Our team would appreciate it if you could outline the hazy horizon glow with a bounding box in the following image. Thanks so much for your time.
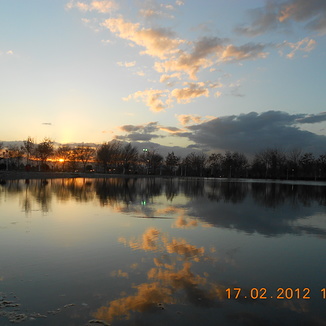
[1,0,326,154]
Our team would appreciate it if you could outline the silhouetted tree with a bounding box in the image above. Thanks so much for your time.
[165,152,180,175]
[286,148,302,179]
[22,136,35,166]
[252,148,286,179]
[121,143,138,174]
[56,145,72,171]
[35,138,54,171]
[151,153,164,175]
[97,140,122,172]
[8,145,24,170]
[183,152,207,176]
[299,152,315,179]
[208,153,223,177]
[73,144,95,172]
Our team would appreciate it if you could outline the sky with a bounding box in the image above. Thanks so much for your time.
[1,0,326,155]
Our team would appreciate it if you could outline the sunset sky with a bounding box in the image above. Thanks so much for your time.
[1,0,326,155]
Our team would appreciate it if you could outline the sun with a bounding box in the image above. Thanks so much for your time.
[59,158,64,163]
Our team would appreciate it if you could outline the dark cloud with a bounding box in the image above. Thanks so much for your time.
[236,0,326,36]
[120,122,159,133]
[116,133,161,142]
[176,111,326,155]
[295,112,326,124]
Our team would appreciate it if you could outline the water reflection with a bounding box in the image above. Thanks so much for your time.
[95,226,324,325]
[96,227,224,323]
[1,178,325,237]
[0,177,325,325]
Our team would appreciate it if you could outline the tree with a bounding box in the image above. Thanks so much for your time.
[208,153,223,177]
[97,140,122,172]
[183,152,207,176]
[150,153,164,175]
[286,148,302,179]
[73,144,95,172]
[8,145,24,170]
[299,152,316,179]
[56,145,72,171]
[252,148,286,179]
[121,143,138,174]
[317,154,326,180]
[165,152,180,175]
[22,136,35,165]
[35,138,54,171]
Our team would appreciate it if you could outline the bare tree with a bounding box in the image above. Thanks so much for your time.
[208,153,223,177]
[97,140,122,173]
[183,152,207,177]
[121,143,138,174]
[56,145,72,171]
[165,152,180,175]
[22,136,35,166]
[286,148,302,179]
[8,145,24,170]
[35,138,54,171]
[73,144,96,172]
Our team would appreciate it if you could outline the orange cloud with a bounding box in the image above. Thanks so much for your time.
[171,82,209,104]
[102,17,184,59]
[95,282,173,322]
[165,238,205,261]
[220,44,269,62]
[123,89,169,112]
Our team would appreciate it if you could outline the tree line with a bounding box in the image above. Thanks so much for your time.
[0,137,326,180]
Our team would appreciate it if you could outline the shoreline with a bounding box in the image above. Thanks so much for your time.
[1,171,326,186]
[0,171,150,180]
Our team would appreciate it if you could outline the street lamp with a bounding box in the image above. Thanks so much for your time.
[143,149,149,175]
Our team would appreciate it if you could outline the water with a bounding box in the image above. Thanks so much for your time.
[0,177,325,325]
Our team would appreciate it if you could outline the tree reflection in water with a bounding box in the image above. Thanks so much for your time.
[0,178,325,237]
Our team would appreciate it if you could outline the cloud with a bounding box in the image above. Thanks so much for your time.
[116,133,161,142]
[123,89,169,112]
[102,17,184,59]
[66,0,117,13]
[155,36,225,79]
[137,0,176,19]
[0,50,14,56]
[117,121,187,141]
[117,61,136,67]
[155,37,271,80]
[159,126,185,134]
[175,111,326,155]
[117,122,164,141]
[219,43,269,62]
[236,0,326,36]
[171,82,209,104]
[170,82,221,104]
[278,37,316,58]
[295,112,326,124]
[177,114,215,126]
[159,73,182,83]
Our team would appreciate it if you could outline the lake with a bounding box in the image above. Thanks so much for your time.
[0,177,326,325]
